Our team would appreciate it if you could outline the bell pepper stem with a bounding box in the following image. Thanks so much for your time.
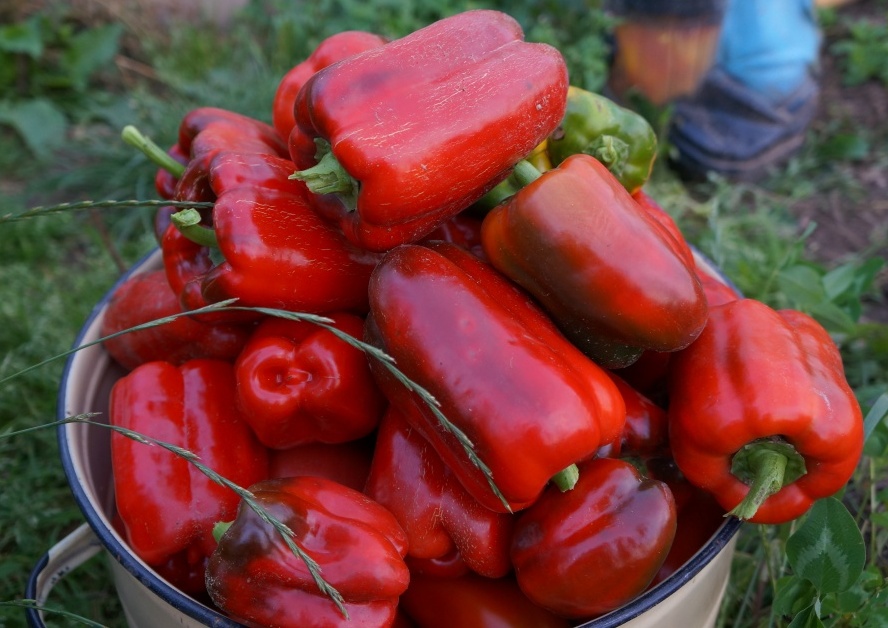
[289,139,359,211]
[729,440,808,520]
[171,208,219,248]
[587,135,630,176]
[509,159,543,188]
[551,463,579,492]
[212,520,233,544]
[121,125,186,178]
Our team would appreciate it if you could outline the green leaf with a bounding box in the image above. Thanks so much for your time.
[777,265,827,309]
[772,575,819,620]
[60,23,123,92]
[786,601,824,628]
[0,17,44,57]
[809,300,858,334]
[815,133,870,161]
[786,497,866,595]
[863,393,888,446]
[0,98,67,159]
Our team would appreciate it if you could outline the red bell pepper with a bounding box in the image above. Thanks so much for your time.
[668,298,865,524]
[632,189,696,268]
[399,573,572,628]
[365,405,514,578]
[100,269,253,371]
[205,476,410,628]
[290,10,569,252]
[273,30,387,142]
[267,438,375,492]
[481,155,708,369]
[511,456,677,619]
[365,241,626,513]
[161,150,381,317]
[109,359,269,594]
[601,371,669,457]
[234,313,386,449]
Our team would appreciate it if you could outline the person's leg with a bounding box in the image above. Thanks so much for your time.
[668,0,821,180]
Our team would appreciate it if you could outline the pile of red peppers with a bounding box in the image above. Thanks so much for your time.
[102,9,865,628]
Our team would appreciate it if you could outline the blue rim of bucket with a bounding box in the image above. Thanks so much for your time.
[53,246,743,627]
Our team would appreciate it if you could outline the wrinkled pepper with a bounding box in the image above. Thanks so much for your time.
[364,405,514,578]
[100,269,253,371]
[273,30,387,142]
[365,241,626,513]
[547,86,658,194]
[668,298,865,524]
[290,9,569,252]
[234,312,386,449]
[206,476,410,628]
[399,573,571,628]
[109,359,269,594]
[481,155,708,368]
[511,457,677,619]
[161,151,381,318]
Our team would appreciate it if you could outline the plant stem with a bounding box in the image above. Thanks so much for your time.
[121,125,186,178]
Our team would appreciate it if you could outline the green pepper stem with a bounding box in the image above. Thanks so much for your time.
[587,135,630,175]
[212,520,233,544]
[551,463,579,492]
[121,125,186,178]
[289,139,359,211]
[170,208,219,248]
[509,159,543,188]
[728,440,807,520]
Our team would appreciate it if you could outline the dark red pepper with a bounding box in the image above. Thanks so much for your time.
[267,438,375,493]
[290,10,569,252]
[365,241,626,513]
[511,457,677,618]
[109,359,269,594]
[206,476,410,628]
[399,573,572,628]
[234,313,386,449]
[364,405,514,578]
[100,269,253,371]
[481,155,708,369]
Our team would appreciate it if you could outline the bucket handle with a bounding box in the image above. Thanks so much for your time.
[24,523,103,627]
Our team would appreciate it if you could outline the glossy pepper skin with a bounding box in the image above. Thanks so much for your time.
[365,241,626,513]
[274,30,387,142]
[668,298,865,524]
[100,269,253,371]
[600,371,669,458]
[234,313,386,449]
[206,476,410,628]
[481,154,708,368]
[109,359,269,593]
[161,151,381,317]
[547,86,658,194]
[399,573,571,628]
[290,9,569,252]
[267,437,375,492]
[365,406,514,578]
[511,457,677,619]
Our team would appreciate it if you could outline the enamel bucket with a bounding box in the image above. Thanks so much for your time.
[26,248,741,628]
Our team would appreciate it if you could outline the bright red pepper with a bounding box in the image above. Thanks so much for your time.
[481,155,708,369]
[161,151,381,318]
[100,269,253,371]
[234,313,386,449]
[601,371,669,457]
[632,189,696,268]
[364,405,514,578]
[267,438,375,492]
[511,457,677,619]
[109,359,269,594]
[668,298,865,524]
[290,10,569,252]
[273,30,387,142]
[399,573,572,628]
[206,476,410,628]
[365,241,626,513]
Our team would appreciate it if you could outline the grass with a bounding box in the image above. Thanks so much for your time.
[0,1,886,627]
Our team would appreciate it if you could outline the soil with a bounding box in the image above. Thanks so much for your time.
[788,0,888,320]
